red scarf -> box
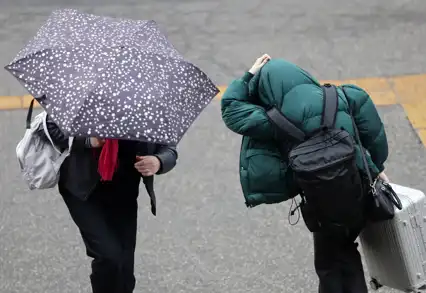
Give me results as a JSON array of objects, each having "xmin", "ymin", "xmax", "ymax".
[{"xmin": 97, "ymin": 139, "xmax": 119, "ymax": 181}]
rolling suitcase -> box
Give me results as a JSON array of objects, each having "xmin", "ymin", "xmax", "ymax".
[{"xmin": 359, "ymin": 183, "xmax": 426, "ymax": 292}]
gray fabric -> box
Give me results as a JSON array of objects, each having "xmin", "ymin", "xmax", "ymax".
[{"xmin": 16, "ymin": 111, "xmax": 73, "ymax": 190}]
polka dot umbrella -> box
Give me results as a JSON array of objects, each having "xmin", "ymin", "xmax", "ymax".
[{"xmin": 5, "ymin": 8, "xmax": 219, "ymax": 145}]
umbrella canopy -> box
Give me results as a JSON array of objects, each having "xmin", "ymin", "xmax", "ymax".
[{"xmin": 5, "ymin": 9, "xmax": 219, "ymax": 145}]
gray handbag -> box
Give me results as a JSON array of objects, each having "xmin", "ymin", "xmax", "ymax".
[{"xmin": 16, "ymin": 99, "xmax": 73, "ymax": 190}]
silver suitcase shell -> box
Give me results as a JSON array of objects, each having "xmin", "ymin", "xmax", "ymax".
[{"xmin": 359, "ymin": 183, "xmax": 426, "ymax": 292}]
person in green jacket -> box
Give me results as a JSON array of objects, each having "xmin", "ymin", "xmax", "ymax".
[{"xmin": 221, "ymin": 54, "xmax": 389, "ymax": 293}]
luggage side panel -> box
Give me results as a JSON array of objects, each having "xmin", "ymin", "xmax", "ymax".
[{"xmin": 359, "ymin": 184, "xmax": 426, "ymax": 292}]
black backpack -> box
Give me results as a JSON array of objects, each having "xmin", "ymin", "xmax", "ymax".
[{"xmin": 266, "ymin": 84, "xmax": 366, "ymax": 234}]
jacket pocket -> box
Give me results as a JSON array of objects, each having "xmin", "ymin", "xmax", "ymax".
[{"xmin": 245, "ymin": 149, "xmax": 287, "ymax": 194}]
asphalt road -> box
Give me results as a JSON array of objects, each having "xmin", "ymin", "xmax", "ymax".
[
  {"xmin": 0, "ymin": 0, "xmax": 426, "ymax": 293},
  {"xmin": 1, "ymin": 0, "xmax": 426, "ymax": 95}
]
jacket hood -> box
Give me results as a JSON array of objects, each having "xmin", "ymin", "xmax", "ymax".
[{"xmin": 248, "ymin": 59, "xmax": 320, "ymax": 109}]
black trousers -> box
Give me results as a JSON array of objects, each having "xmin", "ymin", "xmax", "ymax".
[
  {"xmin": 313, "ymin": 227, "xmax": 368, "ymax": 293},
  {"xmin": 62, "ymin": 183, "xmax": 139, "ymax": 293}
]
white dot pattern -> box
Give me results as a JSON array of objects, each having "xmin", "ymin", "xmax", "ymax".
[{"xmin": 5, "ymin": 9, "xmax": 219, "ymax": 145}]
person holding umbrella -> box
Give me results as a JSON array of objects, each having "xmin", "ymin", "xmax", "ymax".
[
  {"xmin": 38, "ymin": 115, "xmax": 177, "ymax": 293},
  {"xmin": 5, "ymin": 9, "xmax": 219, "ymax": 293}
]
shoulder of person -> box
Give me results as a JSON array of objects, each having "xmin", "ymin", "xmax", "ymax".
[
  {"xmin": 339, "ymin": 84, "xmax": 371, "ymax": 105},
  {"xmin": 339, "ymin": 84, "xmax": 369, "ymax": 97}
]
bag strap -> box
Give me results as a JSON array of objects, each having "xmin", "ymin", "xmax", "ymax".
[
  {"xmin": 321, "ymin": 84, "xmax": 339, "ymax": 129},
  {"xmin": 41, "ymin": 112, "xmax": 62, "ymax": 154},
  {"xmin": 68, "ymin": 137, "xmax": 74, "ymax": 150},
  {"xmin": 26, "ymin": 98, "xmax": 68, "ymax": 155},
  {"xmin": 26, "ymin": 99, "xmax": 35, "ymax": 129},
  {"xmin": 341, "ymin": 86, "xmax": 375, "ymax": 189},
  {"xmin": 266, "ymin": 107, "xmax": 305, "ymax": 142}
]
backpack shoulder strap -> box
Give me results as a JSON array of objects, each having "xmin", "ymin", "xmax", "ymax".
[
  {"xmin": 266, "ymin": 107, "xmax": 305, "ymax": 142},
  {"xmin": 321, "ymin": 84, "xmax": 339, "ymax": 129}
]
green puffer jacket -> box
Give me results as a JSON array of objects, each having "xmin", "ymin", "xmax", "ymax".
[{"xmin": 221, "ymin": 59, "xmax": 389, "ymax": 208}]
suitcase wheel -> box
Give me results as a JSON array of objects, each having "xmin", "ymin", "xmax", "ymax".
[{"xmin": 369, "ymin": 278, "xmax": 382, "ymax": 291}]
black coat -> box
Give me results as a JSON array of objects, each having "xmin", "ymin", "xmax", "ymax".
[{"xmin": 38, "ymin": 115, "xmax": 178, "ymax": 215}]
